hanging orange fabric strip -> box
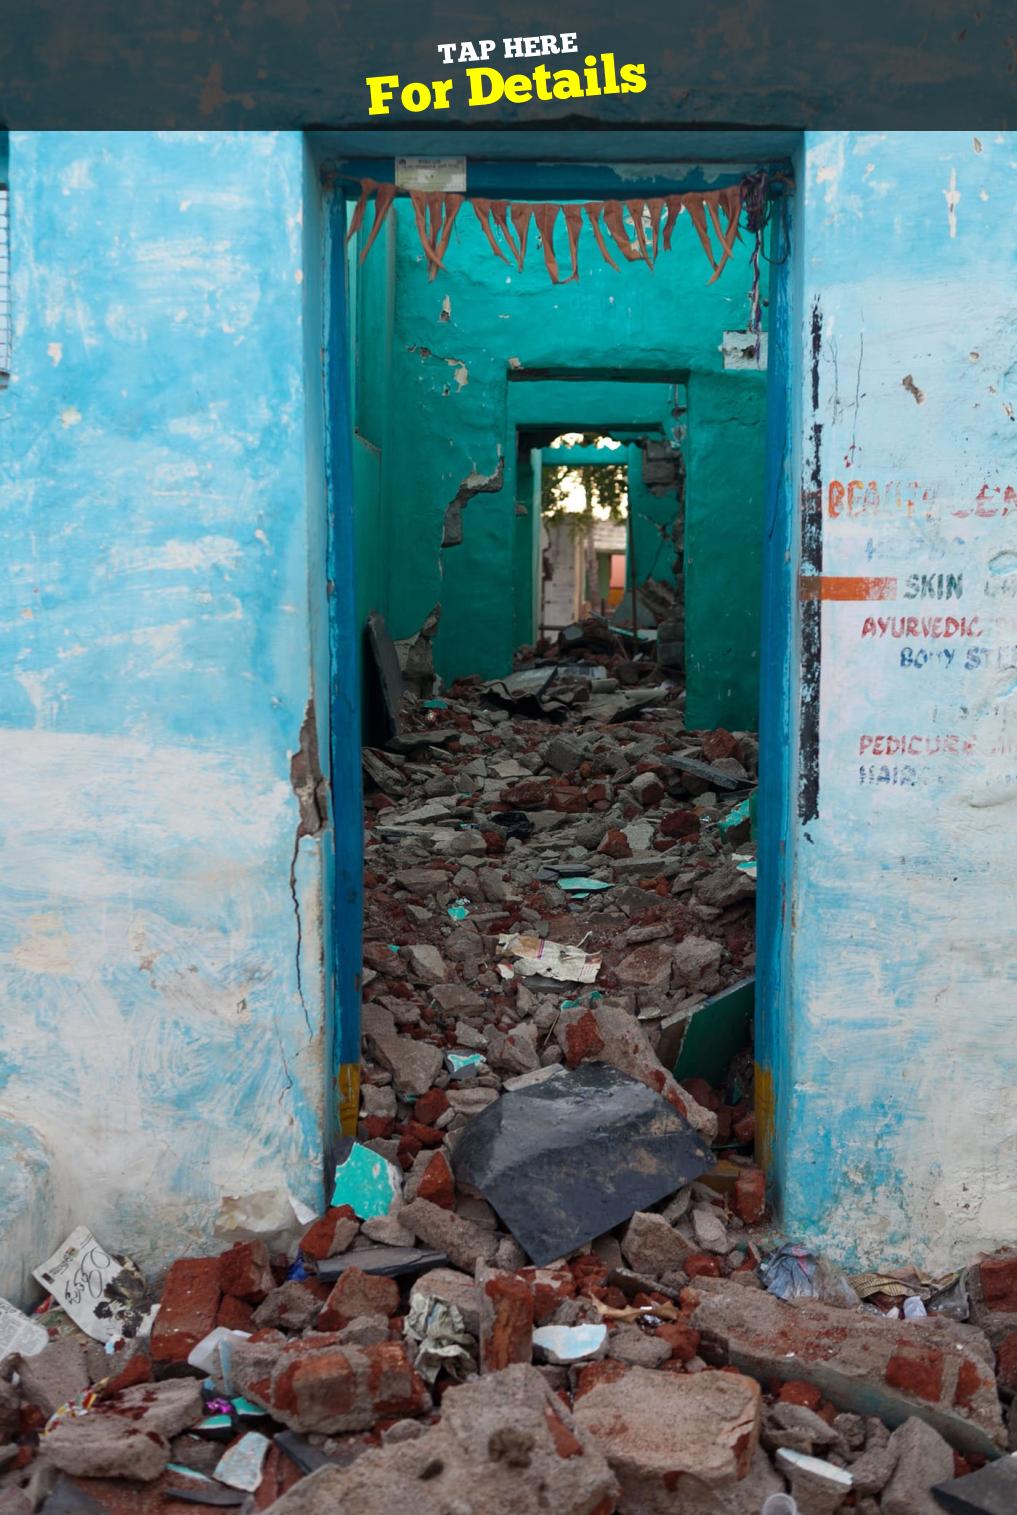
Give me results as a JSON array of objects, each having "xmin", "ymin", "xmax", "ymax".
[
  {"xmin": 685, "ymin": 198, "xmax": 720, "ymax": 276},
  {"xmin": 408, "ymin": 190, "xmax": 441, "ymax": 275},
  {"xmin": 471, "ymin": 199, "xmax": 512, "ymax": 264},
  {"xmin": 662, "ymin": 197, "xmax": 684, "ymax": 252},
  {"xmin": 625, "ymin": 200, "xmax": 653, "ymax": 266},
  {"xmin": 534, "ymin": 203, "xmax": 562, "ymax": 284},
  {"xmin": 490, "ymin": 201, "xmax": 523, "ymax": 268},
  {"xmin": 603, "ymin": 201, "xmax": 645, "ymax": 263},
  {"xmin": 583, "ymin": 203, "xmax": 619, "ymax": 271},
  {"xmin": 646, "ymin": 199, "xmax": 665, "ymax": 262},
  {"xmin": 429, "ymin": 192, "xmax": 463, "ymax": 279},
  {"xmin": 345, "ymin": 178, "xmax": 377, "ymax": 245},
  {"xmin": 562, "ymin": 205, "xmax": 584, "ymax": 282},
  {"xmin": 359, "ymin": 183, "xmax": 396, "ymax": 263},
  {"xmin": 510, "ymin": 204, "xmax": 534, "ymax": 269}
]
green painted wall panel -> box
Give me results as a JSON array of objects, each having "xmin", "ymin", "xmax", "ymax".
[{"xmin": 349, "ymin": 197, "xmax": 766, "ymax": 719}]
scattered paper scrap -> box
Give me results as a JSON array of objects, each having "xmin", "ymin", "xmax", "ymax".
[
  {"xmin": 497, "ymin": 933, "xmax": 601, "ymax": 984},
  {"xmin": 33, "ymin": 1228, "xmax": 149, "ymax": 1343},
  {"xmin": 0, "ymin": 1295, "xmax": 49, "ymax": 1357}
]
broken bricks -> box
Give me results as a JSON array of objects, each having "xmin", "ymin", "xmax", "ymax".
[
  {"xmin": 260, "ymin": 1365, "xmax": 617, "ymax": 1515},
  {"xmin": 685, "ymin": 1278, "xmax": 1005, "ymax": 1458}
]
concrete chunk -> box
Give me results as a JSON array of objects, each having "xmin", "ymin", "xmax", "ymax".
[
  {"xmin": 573, "ymin": 1365, "xmax": 761, "ymax": 1512},
  {"xmin": 259, "ymin": 1363, "xmax": 616, "ymax": 1515},
  {"xmin": 686, "ymin": 1278, "xmax": 1004, "ymax": 1458}
]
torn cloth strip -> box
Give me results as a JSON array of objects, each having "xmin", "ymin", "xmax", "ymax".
[{"xmin": 345, "ymin": 178, "xmax": 765, "ymax": 287}]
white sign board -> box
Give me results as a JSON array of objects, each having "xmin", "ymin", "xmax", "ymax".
[{"xmin": 395, "ymin": 157, "xmax": 467, "ymax": 193}]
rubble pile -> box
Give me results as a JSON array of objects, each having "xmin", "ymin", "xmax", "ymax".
[{"xmin": 2, "ymin": 629, "xmax": 1016, "ymax": 1512}]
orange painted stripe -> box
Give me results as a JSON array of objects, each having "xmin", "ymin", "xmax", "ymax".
[{"xmin": 799, "ymin": 575, "xmax": 898, "ymax": 602}]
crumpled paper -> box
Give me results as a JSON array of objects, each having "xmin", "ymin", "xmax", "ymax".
[{"xmin": 403, "ymin": 1296, "xmax": 477, "ymax": 1384}]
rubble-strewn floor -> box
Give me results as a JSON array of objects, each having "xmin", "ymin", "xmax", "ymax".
[{"xmin": 4, "ymin": 647, "xmax": 1017, "ymax": 1513}]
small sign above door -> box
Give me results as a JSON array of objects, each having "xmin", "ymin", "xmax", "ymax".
[{"xmin": 395, "ymin": 157, "xmax": 467, "ymax": 193}]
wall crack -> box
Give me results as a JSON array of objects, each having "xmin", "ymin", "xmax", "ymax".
[{"xmin": 289, "ymin": 699, "xmax": 328, "ymax": 1035}]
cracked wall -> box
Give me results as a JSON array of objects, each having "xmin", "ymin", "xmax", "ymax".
[
  {"xmin": 0, "ymin": 131, "xmax": 330, "ymax": 1289},
  {"xmin": 348, "ymin": 195, "xmax": 766, "ymax": 715}
]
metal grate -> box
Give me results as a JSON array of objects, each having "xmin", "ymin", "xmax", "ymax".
[{"xmin": 0, "ymin": 185, "xmax": 9, "ymax": 385}]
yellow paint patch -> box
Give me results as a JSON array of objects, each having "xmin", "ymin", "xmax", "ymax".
[
  {"xmin": 338, "ymin": 1062, "xmax": 361, "ymax": 1136},
  {"xmin": 47, "ymin": 343, "xmax": 62, "ymax": 366},
  {"xmin": 60, "ymin": 407, "xmax": 82, "ymax": 427},
  {"xmin": 755, "ymin": 1062, "xmax": 775, "ymax": 1171}
]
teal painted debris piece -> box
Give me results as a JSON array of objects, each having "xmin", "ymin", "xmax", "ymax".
[
  {"xmin": 673, "ymin": 977, "xmax": 754, "ymax": 1089},
  {"xmin": 556, "ymin": 877, "xmax": 613, "ymax": 897},
  {"xmin": 331, "ymin": 1140, "xmax": 401, "ymax": 1219},
  {"xmin": 214, "ymin": 1431, "xmax": 271, "ymax": 1492}
]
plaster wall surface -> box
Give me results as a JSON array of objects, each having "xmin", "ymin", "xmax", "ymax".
[
  {"xmin": 775, "ymin": 130, "xmax": 1017, "ymax": 1271},
  {"xmin": 0, "ymin": 131, "xmax": 329, "ymax": 1296},
  {"xmin": 350, "ymin": 193, "xmax": 766, "ymax": 726}
]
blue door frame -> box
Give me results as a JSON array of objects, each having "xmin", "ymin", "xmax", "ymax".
[{"xmin": 316, "ymin": 131, "xmax": 799, "ymax": 1206}]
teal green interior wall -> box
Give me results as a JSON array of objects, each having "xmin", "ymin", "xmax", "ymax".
[
  {"xmin": 684, "ymin": 371, "xmax": 766, "ymax": 729},
  {"xmin": 349, "ymin": 196, "xmax": 765, "ymax": 721},
  {"xmin": 625, "ymin": 443, "xmax": 677, "ymax": 591},
  {"xmin": 513, "ymin": 451, "xmax": 536, "ymax": 648},
  {"xmin": 348, "ymin": 214, "xmax": 395, "ymax": 658}
]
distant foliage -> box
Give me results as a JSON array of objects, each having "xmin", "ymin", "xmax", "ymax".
[{"xmin": 542, "ymin": 434, "xmax": 628, "ymax": 537}]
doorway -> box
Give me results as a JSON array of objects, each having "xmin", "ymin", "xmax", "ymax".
[{"xmin": 318, "ymin": 131, "xmax": 796, "ymax": 1212}]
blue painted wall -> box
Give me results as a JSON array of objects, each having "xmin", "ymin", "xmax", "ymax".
[
  {"xmin": 0, "ymin": 131, "xmax": 332, "ymax": 1289},
  {"xmin": 765, "ymin": 130, "xmax": 1017, "ymax": 1271}
]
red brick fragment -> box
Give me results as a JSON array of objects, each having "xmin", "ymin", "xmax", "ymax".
[
  {"xmin": 597, "ymin": 828, "xmax": 632, "ymax": 860},
  {"xmin": 217, "ymin": 1296, "xmax": 256, "ymax": 1331},
  {"xmin": 700, "ymin": 728, "xmax": 738, "ymax": 761},
  {"xmin": 684, "ymin": 1254, "xmax": 722, "ymax": 1280},
  {"xmin": 219, "ymin": 1241, "xmax": 274, "ymax": 1303},
  {"xmin": 300, "ymin": 1206, "xmax": 359, "ymax": 1262},
  {"xmin": 317, "ymin": 1267, "xmax": 400, "ymax": 1332},
  {"xmin": 561, "ymin": 1008, "xmax": 606, "ymax": 1068},
  {"xmin": 518, "ymin": 1267, "xmax": 575, "ymax": 1324},
  {"xmin": 151, "ymin": 1257, "xmax": 222, "ymax": 1364},
  {"xmin": 573, "ymin": 1360, "xmax": 630, "ymax": 1401},
  {"xmin": 416, "ymin": 1151, "xmax": 455, "ymax": 1211},
  {"xmin": 401, "ymin": 1120, "xmax": 444, "ymax": 1148},
  {"xmin": 778, "ymin": 1380, "xmax": 823, "ymax": 1410},
  {"xmin": 733, "ymin": 1168, "xmax": 766, "ymax": 1226},
  {"xmin": 413, "ymin": 1088, "xmax": 449, "ymax": 1126},
  {"xmin": 481, "ymin": 1272, "xmax": 534, "ymax": 1373},
  {"xmin": 544, "ymin": 1407, "xmax": 583, "ymax": 1459},
  {"xmin": 980, "ymin": 1256, "xmax": 1017, "ymax": 1313},
  {"xmin": 884, "ymin": 1344, "xmax": 944, "ymax": 1402},
  {"xmin": 660, "ymin": 809, "xmax": 700, "ymax": 839},
  {"xmin": 654, "ymin": 1322, "xmax": 701, "ymax": 1362}
]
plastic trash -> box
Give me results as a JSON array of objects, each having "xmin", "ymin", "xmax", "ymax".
[
  {"xmin": 759, "ymin": 1244, "xmax": 861, "ymax": 1308},
  {"xmin": 761, "ymin": 1497, "xmax": 798, "ymax": 1515},
  {"xmin": 903, "ymin": 1294, "xmax": 928, "ymax": 1319},
  {"xmin": 187, "ymin": 1328, "xmax": 251, "ymax": 1380},
  {"xmin": 214, "ymin": 1191, "xmax": 316, "ymax": 1253}
]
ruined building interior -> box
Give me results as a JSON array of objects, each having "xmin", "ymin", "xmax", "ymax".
[{"xmin": 3, "ymin": 128, "xmax": 1017, "ymax": 1513}]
